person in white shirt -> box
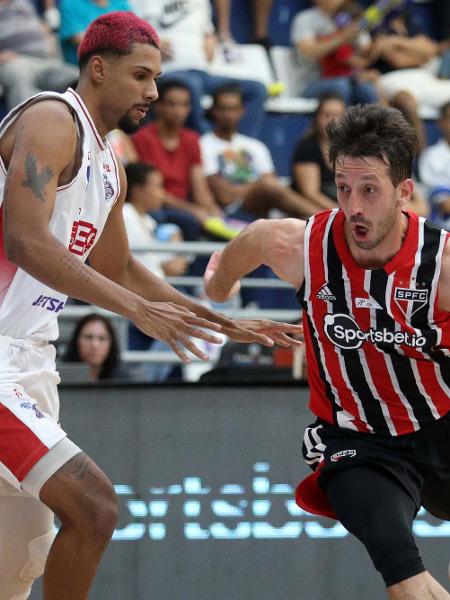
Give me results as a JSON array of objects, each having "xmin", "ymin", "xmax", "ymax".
[
  {"xmin": 419, "ymin": 101, "xmax": 450, "ymax": 230},
  {"xmin": 201, "ymin": 84, "xmax": 320, "ymax": 220},
  {"xmin": 130, "ymin": 0, "xmax": 267, "ymax": 137}
]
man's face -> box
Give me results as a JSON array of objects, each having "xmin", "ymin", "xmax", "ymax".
[
  {"xmin": 317, "ymin": 99, "xmax": 346, "ymax": 140},
  {"xmin": 155, "ymin": 87, "xmax": 191, "ymax": 129},
  {"xmin": 140, "ymin": 170, "xmax": 165, "ymax": 212},
  {"xmin": 335, "ymin": 155, "xmax": 411, "ymax": 251},
  {"xmin": 211, "ymin": 93, "xmax": 244, "ymax": 133},
  {"xmin": 101, "ymin": 43, "xmax": 161, "ymax": 134},
  {"xmin": 439, "ymin": 108, "xmax": 450, "ymax": 145}
]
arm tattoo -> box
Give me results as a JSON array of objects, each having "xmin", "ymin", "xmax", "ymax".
[
  {"xmin": 21, "ymin": 152, "xmax": 54, "ymax": 202},
  {"xmin": 55, "ymin": 453, "xmax": 100, "ymax": 483}
]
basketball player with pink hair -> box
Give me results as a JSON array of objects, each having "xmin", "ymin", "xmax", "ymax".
[{"xmin": 0, "ymin": 11, "xmax": 301, "ymax": 599}]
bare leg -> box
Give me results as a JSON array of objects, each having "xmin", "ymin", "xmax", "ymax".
[
  {"xmin": 39, "ymin": 453, "xmax": 118, "ymax": 600},
  {"xmin": 251, "ymin": 0, "xmax": 274, "ymax": 40},
  {"xmin": 242, "ymin": 179, "xmax": 321, "ymax": 218},
  {"xmin": 388, "ymin": 571, "xmax": 450, "ymax": 600},
  {"xmin": 214, "ymin": 0, "xmax": 232, "ymax": 40}
]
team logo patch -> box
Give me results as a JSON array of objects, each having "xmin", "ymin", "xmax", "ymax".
[
  {"xmin": 354, "ymin": 297, "xmax": 382, "ymax": 310},
  {"xmin": 103, "ymin": 173, "xmax": 115, "ymax": 201},
  {"xmin": 20, "ymin": 402, "xmax": 45, "ymax": 419},
  {"xmin": 69, "ymin": 220, "xmax": 98, "ymax": 256},
  {"xmin": 330, "ymin": 449, "xmax": 356, "ymax": 462},
  {"xmin": 394, "ymin": 287, "xmax": 429, "ymax": 317},
  {"xmin": 316, "ymin": 284, "xmax": 336, "ymax": 301}
]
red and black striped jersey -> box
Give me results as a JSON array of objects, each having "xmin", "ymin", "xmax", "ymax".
[{"xmin": 298, "ymin": 209, "xmax": 450, "ymax": 436}]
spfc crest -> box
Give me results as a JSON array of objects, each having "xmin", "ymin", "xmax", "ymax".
[{"xmin": 394, "ymin": 286, "xmax": 428, "ymax": 317}]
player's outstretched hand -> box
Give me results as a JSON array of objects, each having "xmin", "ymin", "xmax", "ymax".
[
  {"xmin": 230, "ymin": 319, "xmax": 303, "ymax": 348},
  {"xmin": 133, "ymin": 301, "xmax": 223, "ymax": 363},
  {"xmin": 204, "ymin": 250, "xmax": 241, "ymax": 303}
]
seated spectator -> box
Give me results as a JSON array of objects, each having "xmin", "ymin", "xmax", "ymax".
[
  {"xmin": 123, "ymin": 162, "xmax": 189, "ymax": 279},
  {"xmin": 0, "ymin": 0, "xmax": 78, "ymax": 111},
  {"xmin": 59, "ymin": 0, "xmax": 131, "ymax": 65},
  {"xmin": 366, "ymin": 11, "xmax": 444, "ymax": 150},
  {"xmin": 63, "ymin": 313, "xmax": 130, "ymax": 381},
  {"xmin": 131, "ymin": 80, "xmax": 241, "ymax": 241},
  {"xmin": 201, "ymin": 84, "xmax": 318, "ymax": 219},
  {"xmin": 123, "ymin": 162, "xmax": 189, "ymax": 381},
  {"xmin": 291, "ymin": 92, "xmax": 346, "ymax": 210},
  {"xmin": 130, "ymin": 0, "xmax": 267, "ymax": 137},
  {"xmin": 418, "ymin": 100, "xmax": 450, "ymax": 229},
  {"xmin": 290, "ymin": 0, "xmax": 379, "ymax": 106}
]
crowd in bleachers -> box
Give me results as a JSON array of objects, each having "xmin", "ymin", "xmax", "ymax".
[{"xmin": 1, "ymin": 0, "xmax": 450, "ymax": 383}]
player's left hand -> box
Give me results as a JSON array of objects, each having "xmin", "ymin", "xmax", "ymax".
[{"xmin": 223, "ymin": 319, "xmax": 303, "ymax": 348}]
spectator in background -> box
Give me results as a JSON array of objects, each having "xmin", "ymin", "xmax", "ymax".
[
  {"xmin": 132, "ymin": 79, "xmax": 239, "ymax": 241},
  {"xmin": 123, "ymin": 162, "xmax": 189, "ymax": 381},
  {"xmin": 418, "ymin": 100, "xmax": 450, "ymax": 230},
  {"xmin": 201, "ymin": 84, "xmax": 319, "ymax": 219},
  {"xmin": 123, "ymin": 162, "xmax": 189, "ymax": 279},
  {"xmin": 366, "ymin": 11, "xmax": 443, "ymax": 151},
  {"xmin": 290, "ymin": 0, "xmax": 379, "ymax": 105},
  {"xmin": 0, "ymin": 0, "xmax": 78, "ymax": 111},
  {"xmin": 59, "ymin": 0, "xmax": 131, "ymax": 65},
  {"xmin": 130, "ymin": 0, "xmax": 267, "ymax": 137},
  {"xmin": 214, "ymin": 0, "xmax": 274, "ymax": 48},
  {"xmin": 291, "ymin": 92, "xmax": 345, "ymax": 210},
  {"xmin": 63, "ymin": 313, "xmax": 130, "ymax": 381}
]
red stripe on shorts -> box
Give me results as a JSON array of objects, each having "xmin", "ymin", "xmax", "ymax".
[{"xmin": 0, "ymin": 404, "xmax": 49, "ymax": 481}]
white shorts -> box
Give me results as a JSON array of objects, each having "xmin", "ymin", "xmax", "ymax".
[{"xmin": 0, "ymin": 335, "xmax": 80, "ymax": 498}]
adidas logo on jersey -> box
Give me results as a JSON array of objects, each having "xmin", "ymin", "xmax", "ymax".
[{"xmin": 316, "ymin": 284, "xmax": 336, "ymax": 301}]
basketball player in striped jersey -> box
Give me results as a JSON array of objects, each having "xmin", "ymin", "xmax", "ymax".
[
  {"xmin": 0, "ymin": 11, "xmax": 302, "ymax": 600},
  {"xmin": 205, "ymin": 104, "xmax": 450, "ymax": 599}
]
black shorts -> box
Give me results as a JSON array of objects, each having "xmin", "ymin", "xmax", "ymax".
[{"xmin": 296, "ymin": 412, "xmax": 450, "ymax": 521}]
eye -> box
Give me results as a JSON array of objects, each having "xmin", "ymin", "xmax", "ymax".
[
  {"xmin": 336, "ymin": 184, "xmax": 348, "ymax": 192},
  {"xmin": 135, "ymin": 72, "xmax": 146, "ymax": 81},
  {"xmin": 365, "ymin": 186, "xmax": 376, "ymax": 194}
]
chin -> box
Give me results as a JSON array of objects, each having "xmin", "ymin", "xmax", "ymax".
[{"xmin": 118, "ymin": 115, "xmax": 140, "ymax": 135}]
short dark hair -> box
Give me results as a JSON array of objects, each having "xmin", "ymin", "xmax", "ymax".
[
  {"xmin": 211, "ymin": 84, "xmax": 243, "ymax": 107},
  {"xmin": 157, "ymin": 79, "xmax": 192, "ymax": 102},
  {"xmin": 125, "ymin": 162, "xmax": 157, "ymax": 202},
  {"xmin": 63, "ymin": 313, "xmax": 121, "ymax": 379},
  {"xmin": 327, "ymin": 104, "xmax": 419, "ymax": 186},
  {"xmin": 78, "ymin": 11, "xmax": 160, "ymax": 70}
]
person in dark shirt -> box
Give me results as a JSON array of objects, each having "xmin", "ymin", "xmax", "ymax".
[{"xmin": 292, "ymin": 93, "xmax": 346, "ymax": 210}]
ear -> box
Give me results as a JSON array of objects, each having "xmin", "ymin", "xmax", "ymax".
[
  {"xmin": 90, "ymin": 55, "xmax": 108, "ymax": 84},
  {"xmin": 398, "ymin": 178, "xmax": 414, "ymax": 208}
]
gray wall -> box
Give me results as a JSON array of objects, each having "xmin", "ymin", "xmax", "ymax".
[{"xmin": 30, "ymin": 384, "xmax": 450, "ymax": 600}]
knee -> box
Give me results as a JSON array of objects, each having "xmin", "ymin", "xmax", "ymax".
[
  {"xmin": 358, "ymin": 520, "xmax": 424, "ymax": 586},
  {"xmin": 62, "ymin": 480, "xmax": 118, "ymax": 546}
]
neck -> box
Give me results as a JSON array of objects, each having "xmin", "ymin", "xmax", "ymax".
[
  {"xmin": 90, "ymin": 365, "xmax": 101, "ymax": 381},
  {"xmin": 214, "ymin": 128, "xmax": 234, "ymax": 141},
  {"xmin": 75, "ymin": 83, "xmax": 110, "ymax": 138},
  {"xmin": 156, "ymin": 121, "xmax": 181, "ymax": 138},
  {"xmin": 130, "ymin": 199, "xmax": 147, "ymax": 215}
]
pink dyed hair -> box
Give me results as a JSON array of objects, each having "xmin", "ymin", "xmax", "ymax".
[{"xmin": 78, "ymin": 11, "xmax": 160, "ymax": 67}]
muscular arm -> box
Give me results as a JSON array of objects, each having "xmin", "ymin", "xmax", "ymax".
[
  {"xmin": 3, "ymin": 102, "xmax": 142, "ymax": 319},
  {"xmin": 204, "ymin": 218, "xmax": 306, "ymax": 303}
]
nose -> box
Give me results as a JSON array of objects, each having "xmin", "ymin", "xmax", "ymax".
[
  {"xmin": 146, "ymin": 80, "xmax": 159, "ymax": 103},
  {"xmin": 347, "ymin": 190, "xmax": 363, "ymax": 217}
]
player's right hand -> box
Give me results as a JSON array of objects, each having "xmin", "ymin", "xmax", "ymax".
[{"xmin": 132, "ymin": 301, "xmax": 223, "ymax": 363}]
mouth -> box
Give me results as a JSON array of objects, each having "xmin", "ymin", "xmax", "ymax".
[
  {"xmin": 352, "ymin": 223, "xmax": 370, "ymax": 240},
  {"xmin": 135, "ymin": 105, "xmax": 149, "ymax": 119}
]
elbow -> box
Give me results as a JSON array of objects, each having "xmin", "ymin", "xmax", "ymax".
[{"xmin": 4, "ymin": 232, "xmax": 27, "ymax": 266}]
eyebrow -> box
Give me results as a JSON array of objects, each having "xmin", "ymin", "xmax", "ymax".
[
  {"xmin": 335, "ymin": 173, "xmax": 381, "ymax": 181},
  {"xmin": 134, "ymin": 65, "xmax": 162, "ymax": 77}
]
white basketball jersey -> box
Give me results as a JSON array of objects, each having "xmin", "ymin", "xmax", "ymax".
[{"xmin": 0, "ymin": 88, "xmax": 120, "ymax": 341}]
